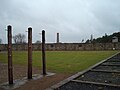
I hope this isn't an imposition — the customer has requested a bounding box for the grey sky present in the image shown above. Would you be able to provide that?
[0,0,120,43]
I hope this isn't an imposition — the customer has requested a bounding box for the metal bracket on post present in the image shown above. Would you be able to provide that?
[7,25,13,84]
[28,27,32,79]
[42,30,46,75]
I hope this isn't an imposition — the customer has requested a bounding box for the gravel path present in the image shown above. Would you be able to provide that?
[0,62,71,90]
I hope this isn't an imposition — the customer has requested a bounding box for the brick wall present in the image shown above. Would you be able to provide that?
[0,43,119,51]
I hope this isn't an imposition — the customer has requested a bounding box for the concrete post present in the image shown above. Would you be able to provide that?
[7,25,13,84]
[57,33,59,43]
[28,27,32,79]
[42,30,46,75]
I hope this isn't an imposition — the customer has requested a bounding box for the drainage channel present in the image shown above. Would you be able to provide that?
[47,52,120,90]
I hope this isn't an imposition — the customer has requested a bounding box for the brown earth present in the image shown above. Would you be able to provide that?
[0,62,71,90]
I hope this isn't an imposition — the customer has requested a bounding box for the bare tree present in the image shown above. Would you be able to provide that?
[13,33,26,44]
[0,39,2,44]
[35,40,41,44]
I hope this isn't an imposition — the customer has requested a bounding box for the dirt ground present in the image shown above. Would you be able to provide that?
[0,62,71,90]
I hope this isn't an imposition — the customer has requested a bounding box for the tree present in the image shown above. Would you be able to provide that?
[0,39,2,44]
[85,39,90,43]
[86,32,120,43]
[13,33,26,44]
[35,40,41,44]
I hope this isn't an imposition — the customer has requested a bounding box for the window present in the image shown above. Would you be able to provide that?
[79,44,82,47]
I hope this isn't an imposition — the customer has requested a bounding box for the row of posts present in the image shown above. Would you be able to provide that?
[7,25,46,84]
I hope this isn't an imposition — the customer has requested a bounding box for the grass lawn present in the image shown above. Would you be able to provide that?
[0,51,118,73]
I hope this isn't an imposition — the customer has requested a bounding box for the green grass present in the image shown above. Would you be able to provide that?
[0,51,118,73]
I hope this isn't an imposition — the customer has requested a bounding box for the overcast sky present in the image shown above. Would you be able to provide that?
[0,0,120,43]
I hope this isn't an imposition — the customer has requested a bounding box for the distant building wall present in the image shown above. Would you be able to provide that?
[0,43,120,51]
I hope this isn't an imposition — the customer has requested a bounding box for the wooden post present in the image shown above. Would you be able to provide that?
[42,30,46,75]
[28,27,32,79]
[8,25,13,84]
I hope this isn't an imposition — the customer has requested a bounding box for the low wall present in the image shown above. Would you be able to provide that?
[0,43,120,51]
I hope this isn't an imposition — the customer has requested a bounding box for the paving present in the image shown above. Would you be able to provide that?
[48,52,120,90]
[0,73,55,90]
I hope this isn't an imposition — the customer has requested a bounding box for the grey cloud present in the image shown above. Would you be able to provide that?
[0,0,120,43]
